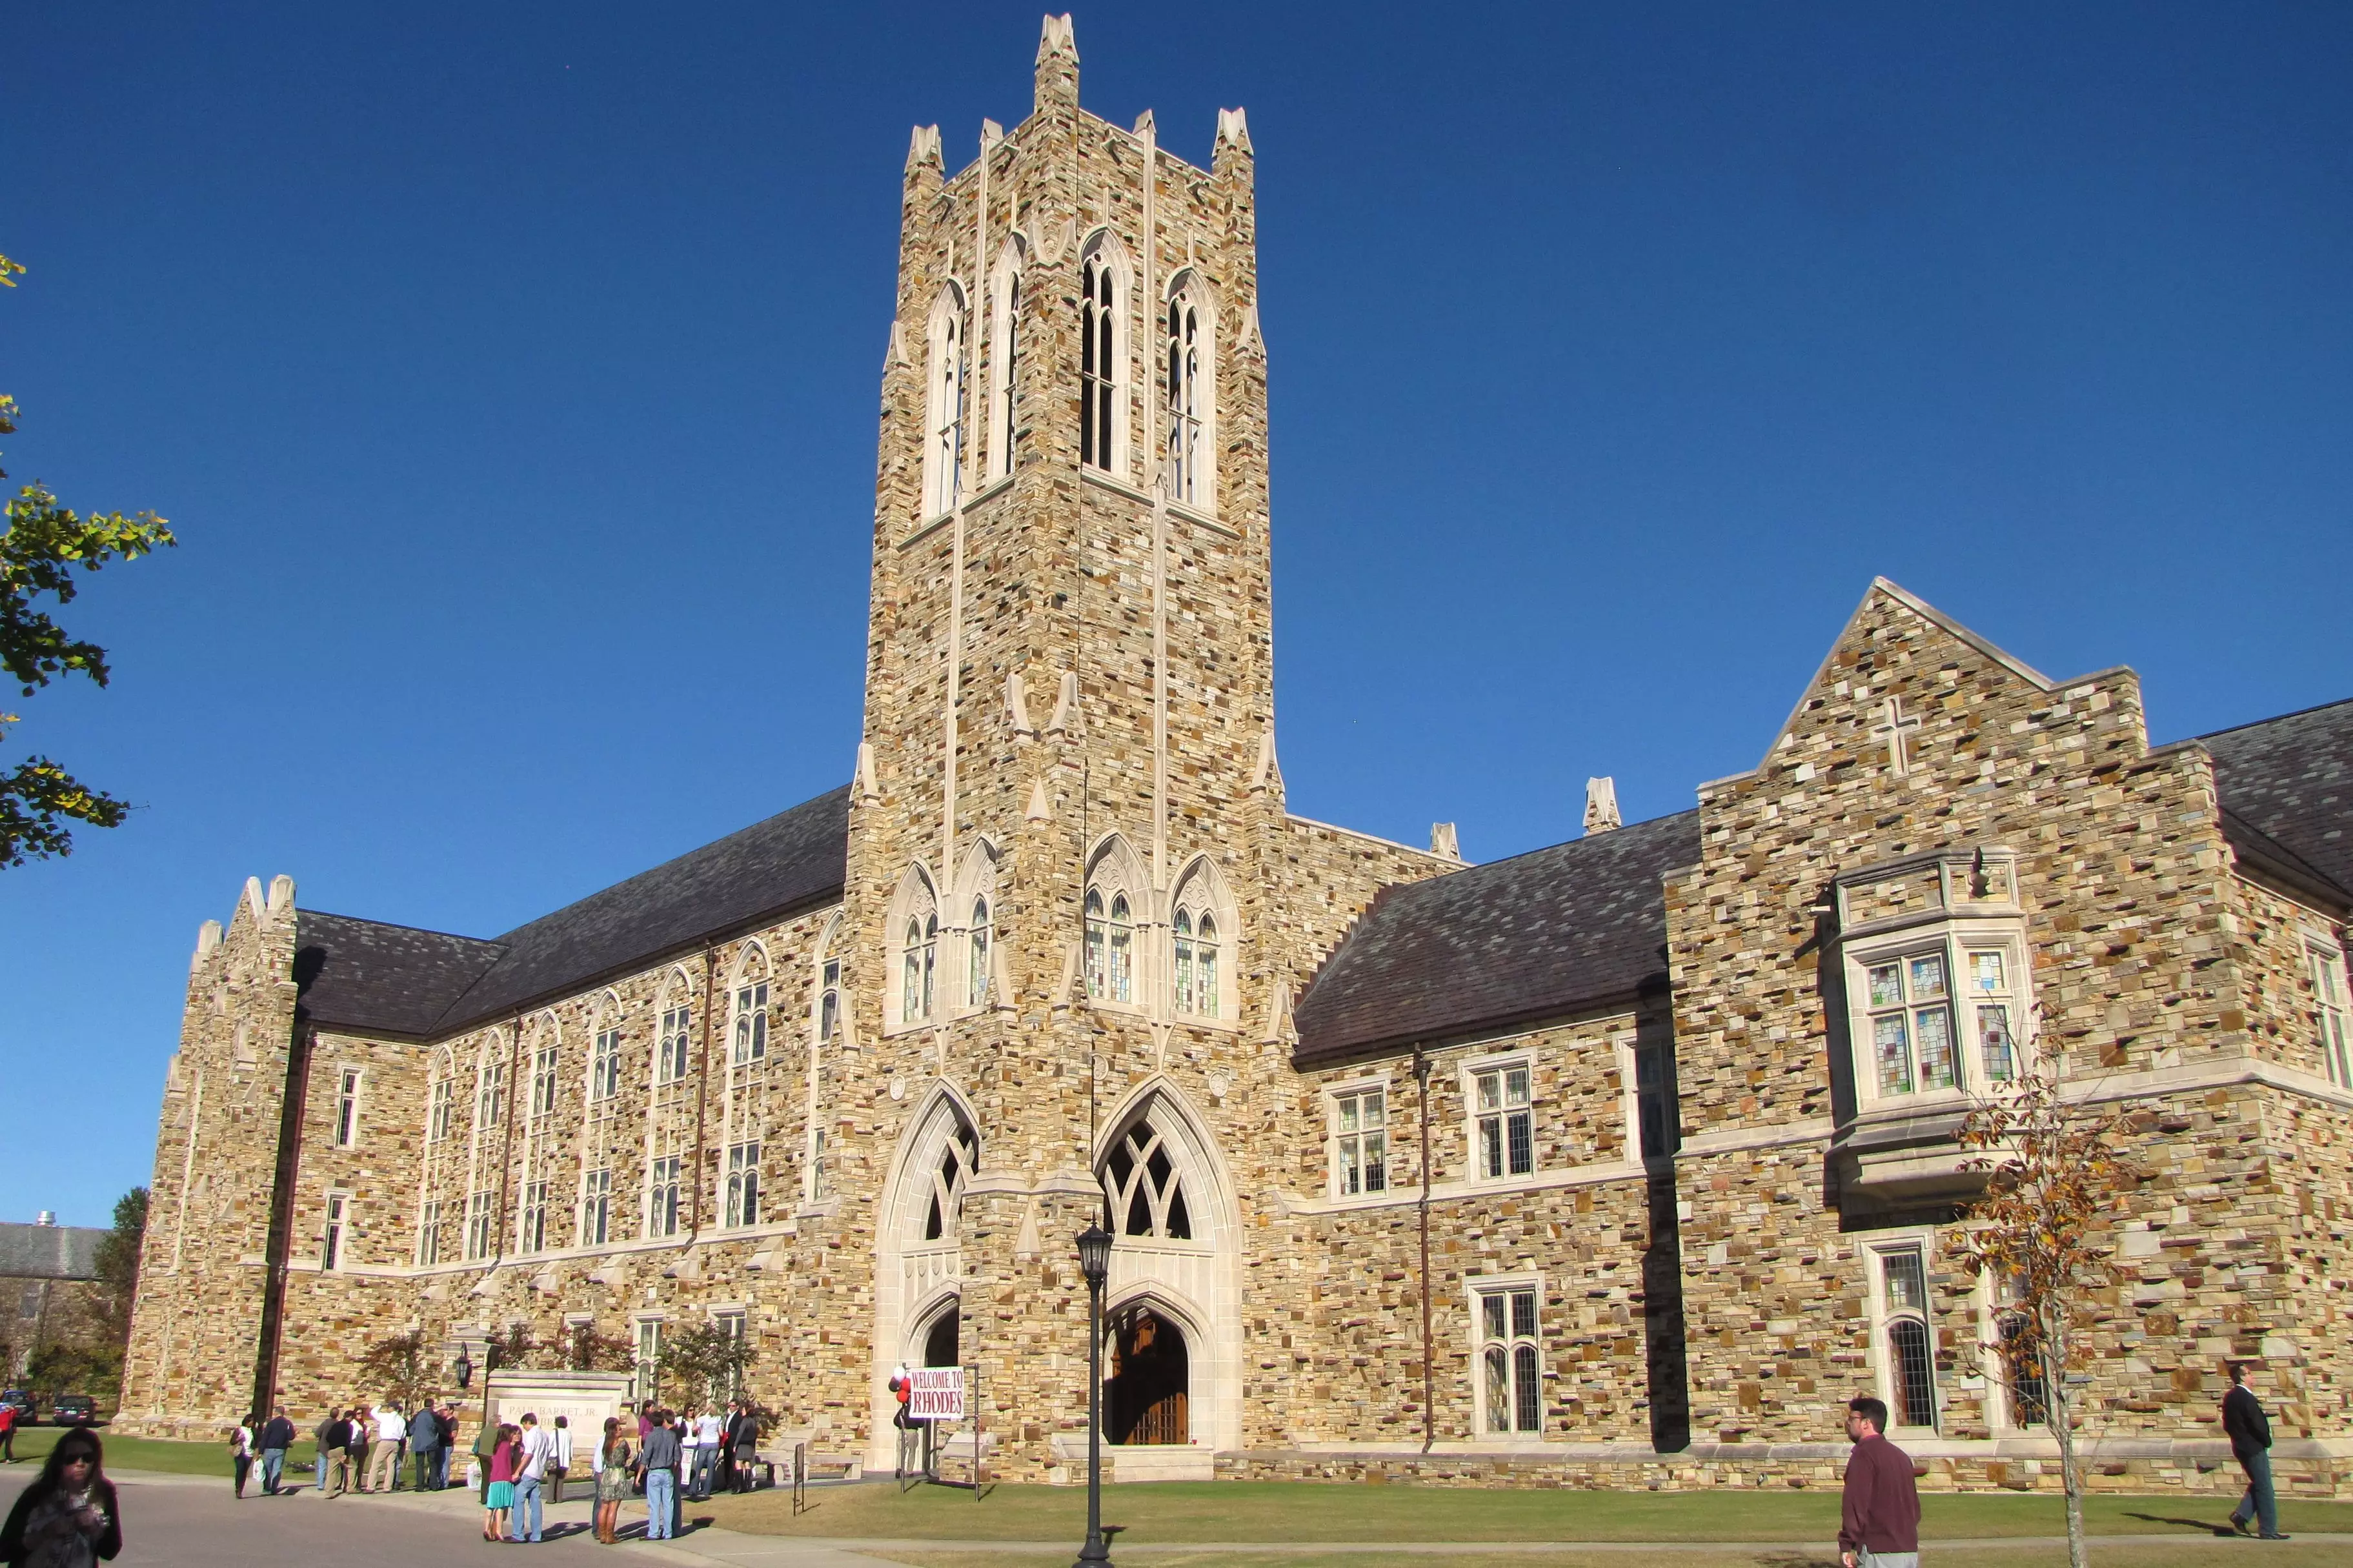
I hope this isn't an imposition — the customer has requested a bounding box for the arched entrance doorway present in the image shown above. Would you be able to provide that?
[922,1306,959,1369]
[1106,1304,1188,1445]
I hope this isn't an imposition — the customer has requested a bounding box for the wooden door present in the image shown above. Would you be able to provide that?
[1106,1307,1188,1445]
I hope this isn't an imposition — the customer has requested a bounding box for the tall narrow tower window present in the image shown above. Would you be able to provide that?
[987,244,1024,483]
[1164,277,1209,506]
[904,914,938,1023]
[967,897,993,1008]
[922,286,969,518]
[1079,241,1126,474]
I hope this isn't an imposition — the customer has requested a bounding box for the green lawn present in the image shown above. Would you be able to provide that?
[3,1425,325,1482]
[705,1477,2353,1545]
[874,1549,2350,1568]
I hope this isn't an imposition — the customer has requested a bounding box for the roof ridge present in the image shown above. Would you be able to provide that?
[2192,694,2353,745]
[300,909,503,947]
[490,783,851,945]
[1396,806,1702,885]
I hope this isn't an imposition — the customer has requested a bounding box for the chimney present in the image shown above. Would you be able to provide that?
[1584,777,1621,836]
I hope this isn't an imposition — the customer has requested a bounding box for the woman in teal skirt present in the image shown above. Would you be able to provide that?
[481,1423,520,1542]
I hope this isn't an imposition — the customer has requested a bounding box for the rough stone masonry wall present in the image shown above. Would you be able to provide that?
[119,877,304,1437]
[1260,1009,1657,1451]
[1665,585,2352,1495]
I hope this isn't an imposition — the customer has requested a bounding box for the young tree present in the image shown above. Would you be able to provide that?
[656,1322,755,1408]
[1946,1062,2140,1568]
[565,1322,636,1374]
[357,1329,438,1412]
[0,254,175,867]
[488,1319,540,1372]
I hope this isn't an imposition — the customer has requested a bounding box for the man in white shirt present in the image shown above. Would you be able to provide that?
[367,1403,407,1494]
[512,1412,553,1544]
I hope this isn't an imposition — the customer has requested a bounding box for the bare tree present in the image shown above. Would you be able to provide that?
[1946,1061,2140,1568]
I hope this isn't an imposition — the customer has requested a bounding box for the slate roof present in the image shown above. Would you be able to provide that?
[1292,809,1701,1067]
[294,785,851,1041]
[2201,698,2353,905]
[0,1221,105,1281]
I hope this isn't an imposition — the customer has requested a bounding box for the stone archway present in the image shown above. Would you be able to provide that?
[1090,1080,1238,1452]
[1106,1303,1187,1445]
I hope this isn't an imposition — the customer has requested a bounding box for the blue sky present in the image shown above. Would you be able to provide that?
[3,4,2348,1226]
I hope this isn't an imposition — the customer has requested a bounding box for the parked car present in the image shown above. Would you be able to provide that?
[0,1389,34,1424]
[50,1394,96,1427]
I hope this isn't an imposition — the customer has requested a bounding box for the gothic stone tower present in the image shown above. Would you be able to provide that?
[842,16,1280,1473]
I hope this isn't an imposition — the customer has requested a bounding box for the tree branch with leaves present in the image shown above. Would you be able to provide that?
[1945,1061,2141,1568]
[0,254,174,867]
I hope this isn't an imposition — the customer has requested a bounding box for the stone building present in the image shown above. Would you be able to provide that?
[3,1217,106,1384]
[121,18,2353,1494]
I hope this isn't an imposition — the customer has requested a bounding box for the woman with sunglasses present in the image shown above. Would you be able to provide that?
[0,1427,122,1567]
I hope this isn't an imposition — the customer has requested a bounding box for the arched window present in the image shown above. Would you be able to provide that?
[987,240,1024,482]
[922,285,969,518]
[904,914,938,1023]
[1079,237,1126,474]
[732,947,770,1065]
[967,897,992,1008]
[1085,889,1107,998]
[1164,274,1213,507]
[922,1116,978,1241]
[1107,895,1134,1003]
[818,960,841,1045]
[1173,910,1195,1014]
[1171,859,1235,1020]
[1101,1120,1191,1240]
[889,866,941,1030]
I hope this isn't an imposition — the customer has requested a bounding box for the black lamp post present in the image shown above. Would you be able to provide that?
[1073,1221,1114,1568]
[452,1346,474,1391]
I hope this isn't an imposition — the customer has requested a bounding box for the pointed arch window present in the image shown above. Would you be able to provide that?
[818,958,842,1045]
[922,286,969,518]
[967,897,993,1008]
[1163,276,1212,507]
[1102,1121,1191,1241]
[904,913,938,1023]
[1171,862,1235,1020]
[922,1117,978,1242]
[1085,892,1135,1004]
[987,247,1024,482]
[732,952,770,1065]
[1080,242,1124,473]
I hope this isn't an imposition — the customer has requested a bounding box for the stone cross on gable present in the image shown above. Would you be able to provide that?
[1872,695,1924,779]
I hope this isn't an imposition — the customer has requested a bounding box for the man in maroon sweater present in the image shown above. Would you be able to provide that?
[1840,1396,1921,1568]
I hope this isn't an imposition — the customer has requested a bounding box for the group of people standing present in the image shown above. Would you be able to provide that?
[472,1411,572,1543]
[227,1398,461,1499]
[557,1400,762,1545]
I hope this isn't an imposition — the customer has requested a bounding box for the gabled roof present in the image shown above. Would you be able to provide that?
[1292,809,1700,1067]
[293,914,507,1038]
[294,785,851,1041]
[0,1221,105,1281]
[2201,698,2353,905]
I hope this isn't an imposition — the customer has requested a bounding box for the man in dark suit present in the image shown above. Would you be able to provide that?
[2225,1362,2288,1540]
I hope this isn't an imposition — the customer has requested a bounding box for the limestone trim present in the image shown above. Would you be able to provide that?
[1281,1149,1646,1218]
[1283,812,1468,867]
[1320,1070,1394,1202]
[1682,1057,2353,1162]
[1078,467,1239,539]
[1458,1047,1537,1187]
[1089,1076,1242,1451]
